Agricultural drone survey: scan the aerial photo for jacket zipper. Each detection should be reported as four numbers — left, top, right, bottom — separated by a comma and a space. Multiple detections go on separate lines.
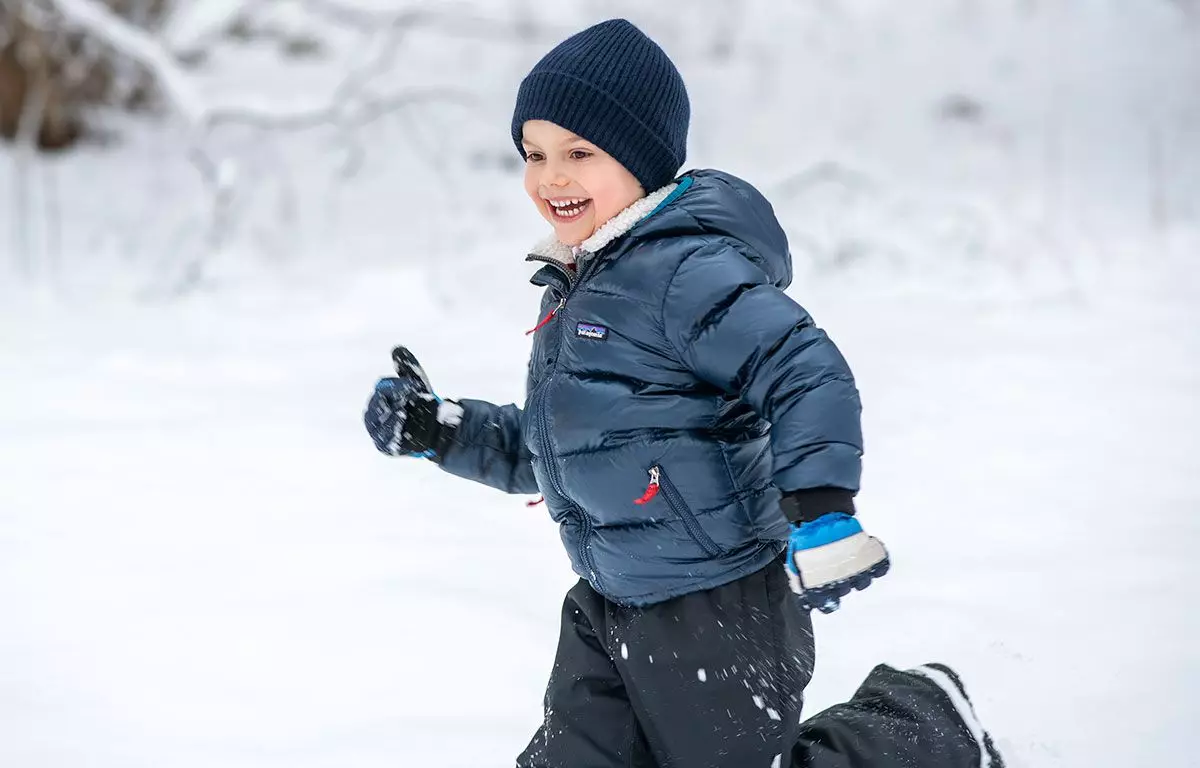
534, 363, 603, 589
526, 298, 564, 336
532, 255, 606, 590
526, 254, 577, 287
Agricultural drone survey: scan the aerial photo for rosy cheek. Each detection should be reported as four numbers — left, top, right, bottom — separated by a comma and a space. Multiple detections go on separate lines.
596, 197, 616, 222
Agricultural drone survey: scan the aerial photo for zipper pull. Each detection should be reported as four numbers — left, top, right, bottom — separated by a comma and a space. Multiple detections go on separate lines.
526, 298, 565, 336
634, 466, 661, 505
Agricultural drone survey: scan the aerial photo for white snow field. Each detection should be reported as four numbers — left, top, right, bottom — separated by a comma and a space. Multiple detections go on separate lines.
1, 1, 1197, 767
2, 251, 1197, 768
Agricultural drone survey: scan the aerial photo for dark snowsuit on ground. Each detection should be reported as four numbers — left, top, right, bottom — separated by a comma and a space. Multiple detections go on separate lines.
435, 171, 999, 767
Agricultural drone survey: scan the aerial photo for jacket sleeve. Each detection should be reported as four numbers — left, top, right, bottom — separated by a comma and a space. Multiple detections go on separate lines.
434, 398, 541, 495
662, 242, 863, 497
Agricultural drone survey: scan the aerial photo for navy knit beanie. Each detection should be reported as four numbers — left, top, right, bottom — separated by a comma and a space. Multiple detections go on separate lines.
511, 19, 690, 193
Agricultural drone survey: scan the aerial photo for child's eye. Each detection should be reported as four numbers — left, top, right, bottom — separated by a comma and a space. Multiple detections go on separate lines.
525, 152, 545, 163
569, 149, 592, 160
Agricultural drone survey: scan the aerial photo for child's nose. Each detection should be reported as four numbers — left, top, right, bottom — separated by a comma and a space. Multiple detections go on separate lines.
540, 160, 570, 188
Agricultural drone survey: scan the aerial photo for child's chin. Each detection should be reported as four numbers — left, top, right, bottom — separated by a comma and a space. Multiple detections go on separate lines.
553, 223, 592, 247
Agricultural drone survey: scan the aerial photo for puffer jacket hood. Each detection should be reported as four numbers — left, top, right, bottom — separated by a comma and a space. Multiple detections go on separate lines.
635, 170, 793, 290
437, 169, 862, 606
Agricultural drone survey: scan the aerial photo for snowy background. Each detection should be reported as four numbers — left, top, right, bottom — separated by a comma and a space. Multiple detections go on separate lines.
1, 1, 1198, 766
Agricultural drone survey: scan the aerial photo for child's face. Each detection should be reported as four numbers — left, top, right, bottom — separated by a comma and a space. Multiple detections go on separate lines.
522, 120, 645, 247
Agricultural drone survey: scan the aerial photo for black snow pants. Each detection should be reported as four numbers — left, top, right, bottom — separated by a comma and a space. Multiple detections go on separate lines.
516, 556, 995, 768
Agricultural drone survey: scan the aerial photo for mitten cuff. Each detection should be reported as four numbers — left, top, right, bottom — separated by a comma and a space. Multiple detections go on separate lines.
779, 488, 857, 524
429, 399, 464, 463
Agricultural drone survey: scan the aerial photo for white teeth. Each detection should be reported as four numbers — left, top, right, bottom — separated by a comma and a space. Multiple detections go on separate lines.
548, 198, 589, 219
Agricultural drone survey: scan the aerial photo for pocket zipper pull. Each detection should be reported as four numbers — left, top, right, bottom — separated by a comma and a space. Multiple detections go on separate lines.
634, 466, 661, 505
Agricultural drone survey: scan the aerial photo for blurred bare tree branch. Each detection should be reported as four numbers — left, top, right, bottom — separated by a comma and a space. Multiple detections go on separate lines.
3, 0, 557, 290
0, 0, 163, 149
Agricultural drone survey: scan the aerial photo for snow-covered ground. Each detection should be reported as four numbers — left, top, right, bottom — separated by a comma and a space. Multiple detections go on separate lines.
1, 2, 1198, 766
3, 249, 1197, 767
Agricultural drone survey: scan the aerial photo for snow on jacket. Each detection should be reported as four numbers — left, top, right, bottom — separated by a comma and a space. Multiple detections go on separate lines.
437, 169, 863, 606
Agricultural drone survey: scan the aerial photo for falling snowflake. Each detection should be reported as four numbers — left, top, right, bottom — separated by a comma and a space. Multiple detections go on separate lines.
697, 668, 708, 682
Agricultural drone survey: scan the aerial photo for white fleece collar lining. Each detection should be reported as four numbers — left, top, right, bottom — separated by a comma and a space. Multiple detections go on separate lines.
528, 182, 678, 265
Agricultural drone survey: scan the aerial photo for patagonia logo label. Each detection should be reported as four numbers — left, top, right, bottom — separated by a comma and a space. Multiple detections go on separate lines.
576, 322, 609, 341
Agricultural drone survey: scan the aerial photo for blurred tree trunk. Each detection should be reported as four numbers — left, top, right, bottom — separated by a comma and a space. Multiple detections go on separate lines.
0, 0, 165, 150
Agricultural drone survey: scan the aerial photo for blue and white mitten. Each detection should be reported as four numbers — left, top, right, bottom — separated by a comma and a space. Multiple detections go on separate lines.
780, 491, 890, 614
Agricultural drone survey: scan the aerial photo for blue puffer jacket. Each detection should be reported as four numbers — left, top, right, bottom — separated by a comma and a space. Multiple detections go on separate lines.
437, 169, 862, 606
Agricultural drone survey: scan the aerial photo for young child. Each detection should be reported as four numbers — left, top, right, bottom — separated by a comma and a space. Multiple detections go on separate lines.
364, 19, 1003, 768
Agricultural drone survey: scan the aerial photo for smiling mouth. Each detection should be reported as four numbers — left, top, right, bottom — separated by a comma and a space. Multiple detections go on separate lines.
546, 197, 592, 222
